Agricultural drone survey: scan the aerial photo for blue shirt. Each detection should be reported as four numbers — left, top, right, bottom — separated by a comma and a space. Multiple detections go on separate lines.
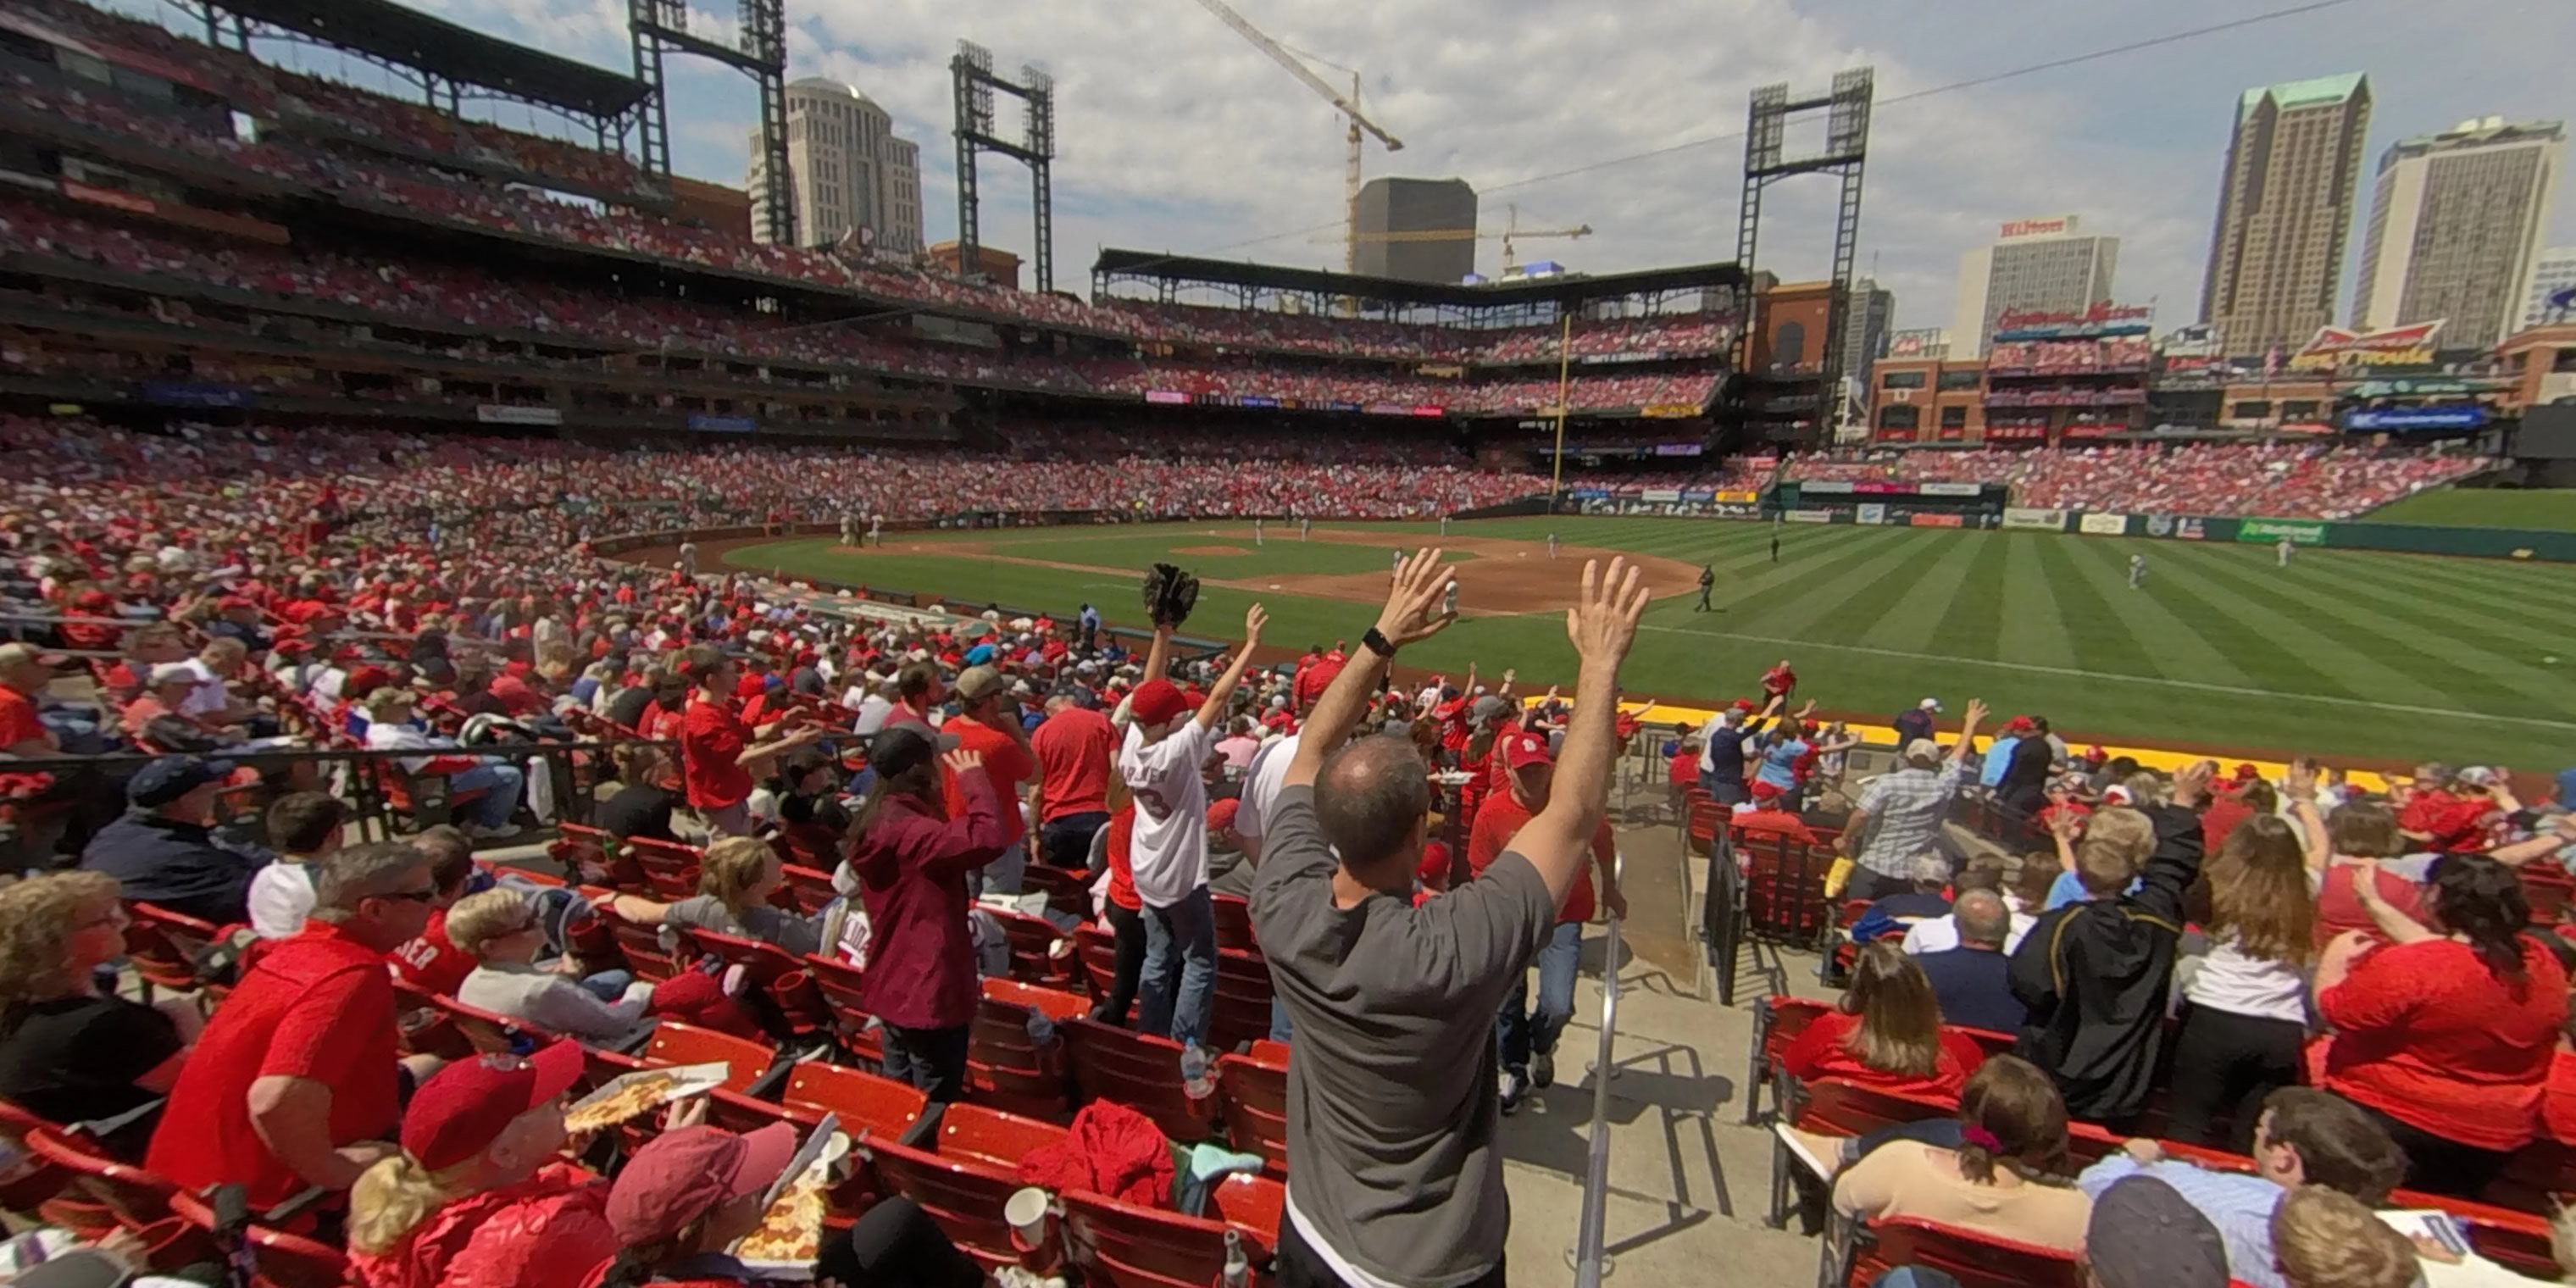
1913, 947, 2024, 1033
1755, 736, 1811, 790
2043, 870, 2143, 911
2076, 1155, 2285, 1288
965, 643, 997, 666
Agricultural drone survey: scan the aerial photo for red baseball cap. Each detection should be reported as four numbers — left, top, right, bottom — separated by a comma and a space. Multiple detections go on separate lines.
1206, 798, 1240, 833
1130, 678, 1191, 727
606, 1122, 800, 1247
400, 1041, 586, 1171
1504, 730, 1553, 771
2003, 715, 2035, 732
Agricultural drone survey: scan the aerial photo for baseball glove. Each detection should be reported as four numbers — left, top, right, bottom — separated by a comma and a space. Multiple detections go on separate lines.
1141, 563, 1201, 628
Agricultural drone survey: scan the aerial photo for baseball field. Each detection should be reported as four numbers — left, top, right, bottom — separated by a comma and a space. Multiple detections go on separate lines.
719, 516, 2576, 769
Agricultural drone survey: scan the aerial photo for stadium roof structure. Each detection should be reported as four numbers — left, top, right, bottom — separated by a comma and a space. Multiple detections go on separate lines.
207, 0, 652, 119
1090, 248, 1745, 319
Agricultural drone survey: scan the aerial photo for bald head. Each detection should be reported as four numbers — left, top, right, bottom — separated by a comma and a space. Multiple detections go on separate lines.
1955, 889, 2011, 949
1316, 736, 1432, 877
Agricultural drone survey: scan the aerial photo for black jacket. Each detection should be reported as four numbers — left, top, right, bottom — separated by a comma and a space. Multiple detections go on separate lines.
78, 812, 268, 926
2007, 803, 2204, 1122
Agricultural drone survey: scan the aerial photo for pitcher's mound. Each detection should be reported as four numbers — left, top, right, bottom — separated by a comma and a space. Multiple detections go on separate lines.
1173, 545, 1252, 557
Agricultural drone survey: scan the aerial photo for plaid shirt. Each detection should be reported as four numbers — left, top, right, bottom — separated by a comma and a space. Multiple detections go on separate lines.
1852, 761, 1970, 876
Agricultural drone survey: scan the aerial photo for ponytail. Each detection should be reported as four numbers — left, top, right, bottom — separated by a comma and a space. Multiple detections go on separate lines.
347, 1152, 467, 1255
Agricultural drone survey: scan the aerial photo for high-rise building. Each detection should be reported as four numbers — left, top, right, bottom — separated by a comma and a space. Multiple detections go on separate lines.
2526, 247, 2576, 330
2354, 118, 2563, 351
1839, 277, 1894, 412
747, 78, 925, 253
1355, 178, 1477, 283
2201, 75, 2373, 357
1946, 216, 2119, 358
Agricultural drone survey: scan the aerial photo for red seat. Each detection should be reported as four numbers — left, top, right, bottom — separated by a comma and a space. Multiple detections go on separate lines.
1747, 995, 1835, 1124
800, 952, 887, 1067
122, 902, 222, 999
0, 1096, 76, 1220
1774, 1077, 1957, 1227
689, 928, 830, 1038
2521, 868, 2573, 926
861, 1102, 1069, 1274
1738, 833, 1836, 950
1208, 948, 1275, 1052
779, 1061, 929, 1138
627, 836, 705, 901
779, 862, 841, 916
23, 1127, 179, 1231
1217, 1049, 1289, 1176
969, 979, 1085, 1119
1212, 893, 1257, 952
1209, 1172, 1284, 1250
643, 1020, 777, 1095
1060, 1018, 1216, 1143
2483, 1137, 2576, 1216
427, 992, 553, 1056
167, 1188, 350, 1288
988, 907, 1074, 985
1842, 1216, 2085, 1288
599, 907, 682, 981
1023, 863, 1093, 923
1073, 924, 1120, 1004
1063, 1181, 1275, 1288
1686, 798, 1724, 856
1950, 1025, 2018, 1061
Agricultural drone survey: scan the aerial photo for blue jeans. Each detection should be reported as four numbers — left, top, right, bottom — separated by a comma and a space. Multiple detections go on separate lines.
447, 761, 524, 830
1496, 921, 1582, 1074
579, 969, 635, 1001
1138, 886, 1217, 1046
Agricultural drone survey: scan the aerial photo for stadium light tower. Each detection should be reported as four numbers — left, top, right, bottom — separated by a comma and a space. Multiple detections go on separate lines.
1737, 69, 1875, 443
951, 42, 1058, 292
631, 0, 794, 245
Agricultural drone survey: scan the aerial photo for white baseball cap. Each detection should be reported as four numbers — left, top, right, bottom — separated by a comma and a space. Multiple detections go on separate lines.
1918, 698, 1941, 712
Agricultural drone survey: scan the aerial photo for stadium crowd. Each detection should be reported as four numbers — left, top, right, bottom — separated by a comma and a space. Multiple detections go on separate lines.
1782, 441, 2484, 519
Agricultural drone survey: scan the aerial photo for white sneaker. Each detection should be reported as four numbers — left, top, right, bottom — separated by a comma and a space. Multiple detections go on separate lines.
1499, 1071, 1529, 1116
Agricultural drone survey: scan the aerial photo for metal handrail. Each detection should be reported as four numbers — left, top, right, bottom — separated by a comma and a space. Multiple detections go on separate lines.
1568, 850, 1624, 1283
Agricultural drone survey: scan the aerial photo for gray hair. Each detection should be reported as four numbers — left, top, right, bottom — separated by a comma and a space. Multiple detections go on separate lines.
1955, 889, 2011, 947
1908, 851, 1951, 886
312, 841, 430, 919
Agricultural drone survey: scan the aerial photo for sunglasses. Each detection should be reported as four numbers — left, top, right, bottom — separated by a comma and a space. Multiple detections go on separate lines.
376, 887, 441, 903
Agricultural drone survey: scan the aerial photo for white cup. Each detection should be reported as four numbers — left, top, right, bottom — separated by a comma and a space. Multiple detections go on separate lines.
1005, 1186, 1052, 1243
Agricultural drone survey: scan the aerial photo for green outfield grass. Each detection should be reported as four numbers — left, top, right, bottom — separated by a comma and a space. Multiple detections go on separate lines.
725, 518, 2576, 767
2365, 488, 2576, 531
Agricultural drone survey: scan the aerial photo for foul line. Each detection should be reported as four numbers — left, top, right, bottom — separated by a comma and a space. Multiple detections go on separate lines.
1632, 621, 2576, 731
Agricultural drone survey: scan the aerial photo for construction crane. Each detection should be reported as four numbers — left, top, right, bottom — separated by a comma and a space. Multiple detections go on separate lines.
1188, 0, 1401, 273
1317, 203, 1596, 274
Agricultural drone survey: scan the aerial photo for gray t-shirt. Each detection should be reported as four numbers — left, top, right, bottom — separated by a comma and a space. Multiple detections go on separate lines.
1247, 784, 1554, 1286
663, 896, 823, 958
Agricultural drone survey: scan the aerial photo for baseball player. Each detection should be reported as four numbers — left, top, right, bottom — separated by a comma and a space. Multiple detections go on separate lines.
1696, 564, 1715, 612
2277, 537, 2294, 568
1255, 518, 1264, 547
868, 516, 884, 547
2129, 552, 2148, 589
1301, 516, 1312, 541
1440, 514, 1451, 536
1546, 533, 1558, 560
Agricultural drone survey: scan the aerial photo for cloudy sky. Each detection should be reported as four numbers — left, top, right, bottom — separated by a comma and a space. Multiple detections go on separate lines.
107, 0, 2576, 332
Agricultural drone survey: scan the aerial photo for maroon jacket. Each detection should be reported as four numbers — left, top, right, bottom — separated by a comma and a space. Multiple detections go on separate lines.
852, 767, 1007, 1030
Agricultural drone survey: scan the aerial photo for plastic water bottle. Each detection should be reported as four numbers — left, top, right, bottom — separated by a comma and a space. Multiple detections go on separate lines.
1180, 1045, 1213, 1101
1220, 1230, 1250, 1288
1024, 1005, 1057, 1047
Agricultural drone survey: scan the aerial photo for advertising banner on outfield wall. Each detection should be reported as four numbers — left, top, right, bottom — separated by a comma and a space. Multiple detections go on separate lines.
1641, 488, 1682, 503
1715, 490, 1760, 504
1908, 513, 1965, 528
1857, 503, 1887, 525
686, 414, 756, 433
1918, 482, 1985, 497
1576, 498, 1761, 519
2078, 513, 2130, 536
1802, 480, 1855, 495
2143, 514, 2209, 541
2239, 519, 2329, 545
2002, 508, 2068, 531
476, 404, 561, 425
1785, 509, 1835, 524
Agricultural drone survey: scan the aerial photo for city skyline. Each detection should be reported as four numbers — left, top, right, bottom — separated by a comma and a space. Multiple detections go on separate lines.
2353, 117, 2562, 351
91, 0, 2576, 344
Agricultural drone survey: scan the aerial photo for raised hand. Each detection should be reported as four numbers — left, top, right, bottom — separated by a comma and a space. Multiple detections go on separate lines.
1564, 558, 1650, 668
1243, 604, 1269, 644
1962, 698, 1990, 729
2173, 758, 2216, 808
941, 748, 985, 775
1378, 547, 1458, 647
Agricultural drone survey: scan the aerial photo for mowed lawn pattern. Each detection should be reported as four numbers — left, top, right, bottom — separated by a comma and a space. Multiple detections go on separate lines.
730, 517, 2576, 766
2362, 487, 2576, 531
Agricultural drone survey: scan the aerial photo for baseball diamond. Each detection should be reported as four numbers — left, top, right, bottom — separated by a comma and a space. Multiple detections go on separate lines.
719, 515, 2576, 769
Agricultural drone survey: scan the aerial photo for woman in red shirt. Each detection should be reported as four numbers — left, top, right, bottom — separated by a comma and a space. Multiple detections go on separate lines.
347, 1041, 619, 1288
1781, 943, 1987, 1102
847, 726, 1006, 1104
2317, 854, 2568, 1196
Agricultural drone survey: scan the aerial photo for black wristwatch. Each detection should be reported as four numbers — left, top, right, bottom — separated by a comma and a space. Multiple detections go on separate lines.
1360, 627, 1396, 658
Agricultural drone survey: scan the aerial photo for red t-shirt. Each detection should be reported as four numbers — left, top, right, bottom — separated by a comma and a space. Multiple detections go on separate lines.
680, 695, 753, 811
2400, 792, 2494, 853
2312, 863, 2432, 949
641, 703, 685, 744
1731, 807, 1824, 848
2199, 796, 2256, 854
1465, 790, 1607, 925
943, 714, 1036, 845
1104, 806, 1140, 912
2318, 936, 2568, 1151
1779, 1010, 1985, 1102
1030, 706, 1115, 822
1668, 750, 1697, 788
2544, 1047, 2576, 1146
0, 686, 55, 796
389, 909, 475, 996
147, 922, 401, 1207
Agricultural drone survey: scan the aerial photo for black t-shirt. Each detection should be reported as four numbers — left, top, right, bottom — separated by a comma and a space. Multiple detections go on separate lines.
0, 996, 182, 1155
606, 685, 656, 731
598, 782, 680, 843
